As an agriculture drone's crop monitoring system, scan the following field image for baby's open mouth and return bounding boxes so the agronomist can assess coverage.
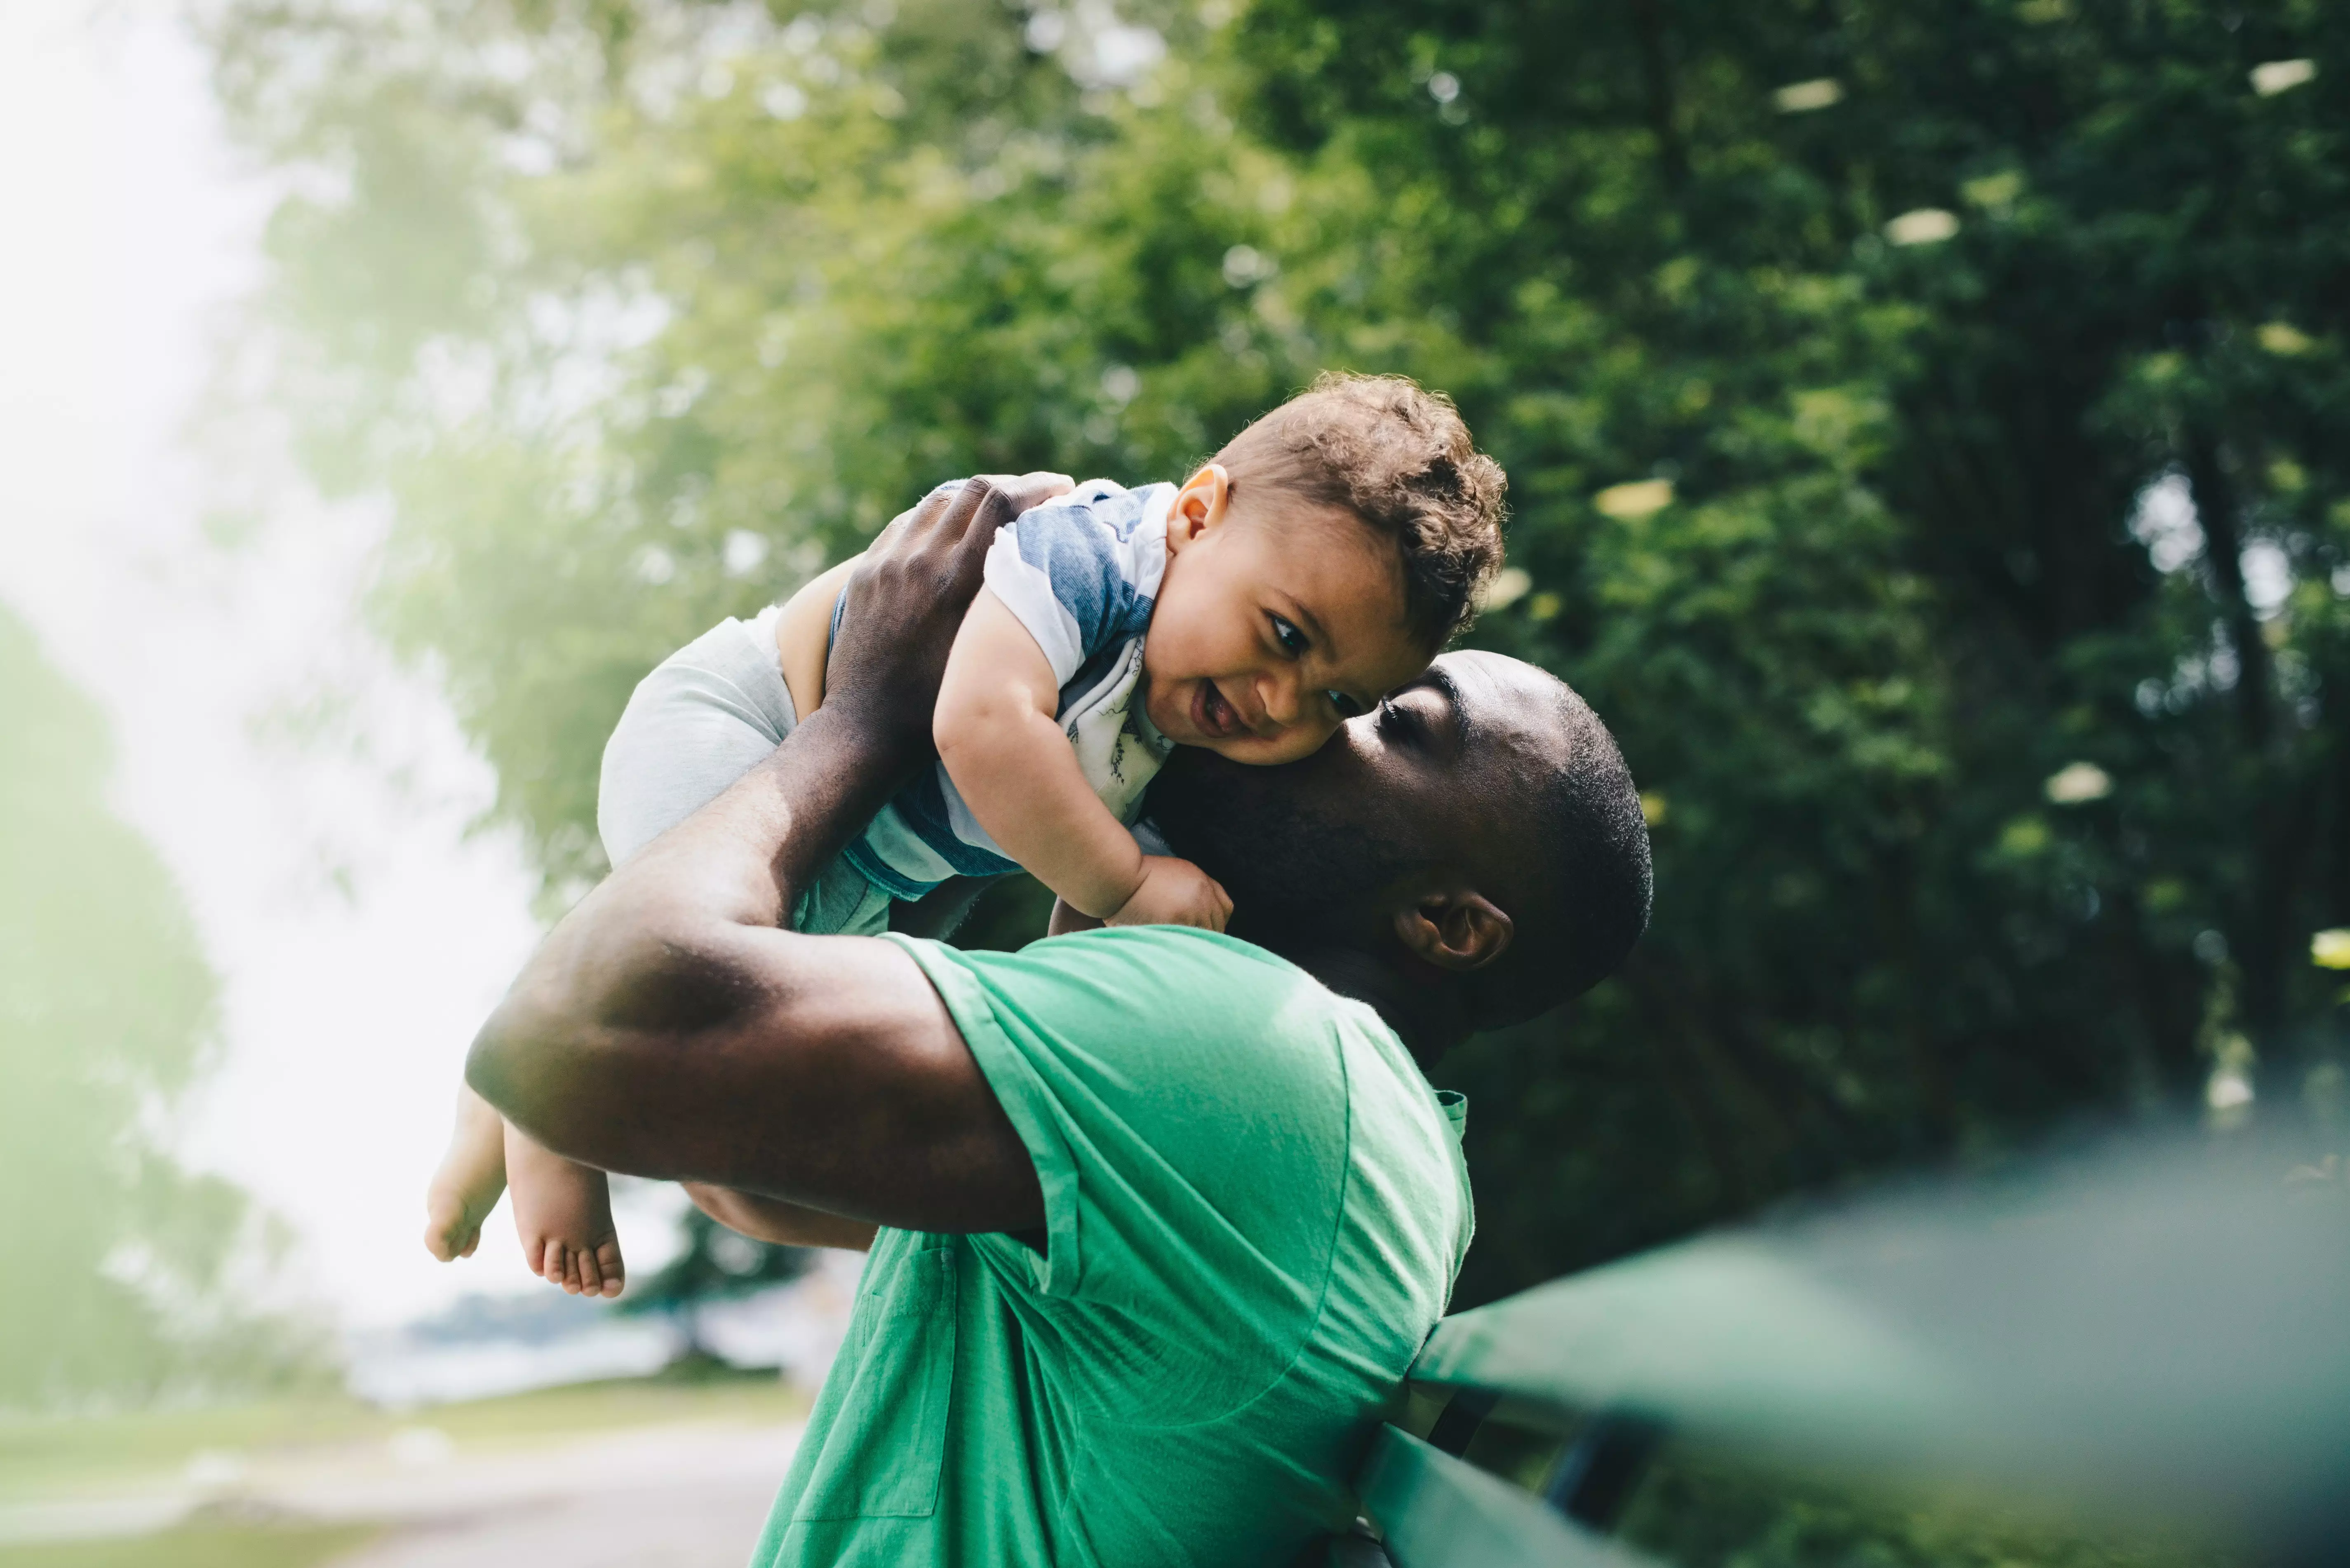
[1191,680,1244,740]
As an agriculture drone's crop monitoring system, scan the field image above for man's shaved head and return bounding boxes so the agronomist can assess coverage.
[1464,677,1652,1026]
[1148,652,1651,1050]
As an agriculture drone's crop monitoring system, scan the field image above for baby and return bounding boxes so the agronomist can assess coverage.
[424,372,1507,1294]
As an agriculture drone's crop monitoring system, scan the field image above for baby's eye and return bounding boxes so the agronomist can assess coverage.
[1269,614,1309,656]
[1327,691,1366,719]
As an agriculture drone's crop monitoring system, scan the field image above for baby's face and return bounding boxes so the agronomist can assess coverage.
[1142,481,1430,767]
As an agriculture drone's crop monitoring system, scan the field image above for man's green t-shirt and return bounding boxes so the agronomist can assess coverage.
[746,926,1473,1567]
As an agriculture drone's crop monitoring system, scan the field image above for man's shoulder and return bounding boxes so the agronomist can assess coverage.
[981,925,1359,1033]
[895,927,1373,1120]
[891,929,1374,1328]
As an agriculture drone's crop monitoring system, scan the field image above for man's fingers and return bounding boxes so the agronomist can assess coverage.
[978,471,1074,518]
[918,472,1072,552]
[872,472,1069,574]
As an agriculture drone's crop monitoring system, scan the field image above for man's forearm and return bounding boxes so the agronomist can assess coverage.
[470,702,897,1079]
[461,476,1054,1235]
[618,703,906,939]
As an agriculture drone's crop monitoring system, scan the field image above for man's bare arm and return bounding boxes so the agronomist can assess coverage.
[466,478,1067,1235]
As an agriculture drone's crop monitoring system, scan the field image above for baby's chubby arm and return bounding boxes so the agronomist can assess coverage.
[936,591,1230,930]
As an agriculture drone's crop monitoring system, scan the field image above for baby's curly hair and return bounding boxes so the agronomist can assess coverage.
[1214,372,1508,648]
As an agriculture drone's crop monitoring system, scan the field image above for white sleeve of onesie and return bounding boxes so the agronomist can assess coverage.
[980,480,1166,690]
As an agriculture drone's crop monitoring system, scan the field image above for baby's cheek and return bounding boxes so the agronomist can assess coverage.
[1253,719,1344,767]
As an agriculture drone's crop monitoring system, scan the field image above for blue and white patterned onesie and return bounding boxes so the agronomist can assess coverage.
[597,480,1177,937]
[840,478,1177,902]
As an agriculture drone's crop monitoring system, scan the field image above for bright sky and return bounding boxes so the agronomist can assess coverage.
[0,1,677,1329]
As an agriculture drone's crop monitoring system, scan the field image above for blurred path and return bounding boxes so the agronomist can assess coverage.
[325,1474,780,1568]
[1,1420,799,1563]
[316,1421,797,1568]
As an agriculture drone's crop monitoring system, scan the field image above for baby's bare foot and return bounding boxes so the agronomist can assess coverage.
[424,1088,507,1263]
[505,1122,625,1299]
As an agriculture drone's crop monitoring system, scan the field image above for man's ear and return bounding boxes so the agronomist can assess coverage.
[1391,890,1513,974]
[1166,463,1231,553]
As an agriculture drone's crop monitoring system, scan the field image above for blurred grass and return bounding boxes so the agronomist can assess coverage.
[0,1367,805,1502]
[0,1521,376,1568]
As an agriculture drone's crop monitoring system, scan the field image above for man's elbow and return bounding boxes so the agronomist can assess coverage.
[465,1001,536,1124]
[464,992,558,1129]
[463,903,683,1134]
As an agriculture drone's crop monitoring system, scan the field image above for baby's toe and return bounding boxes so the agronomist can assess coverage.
[594,1242,625,1299]
[575,1247,603,1297]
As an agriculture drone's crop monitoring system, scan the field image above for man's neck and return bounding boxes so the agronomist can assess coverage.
[1287,946,1469,1071]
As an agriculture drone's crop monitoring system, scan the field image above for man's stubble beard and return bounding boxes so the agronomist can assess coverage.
[1146,750,1416,954]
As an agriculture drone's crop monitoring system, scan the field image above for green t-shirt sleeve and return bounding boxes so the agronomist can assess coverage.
[885,928,1354,1401]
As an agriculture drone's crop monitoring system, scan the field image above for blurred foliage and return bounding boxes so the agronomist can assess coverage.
[0,609,320,1408]
[1618,1441,2238,1568]
[204,0,2350,1328]
[619,1205,811,1356]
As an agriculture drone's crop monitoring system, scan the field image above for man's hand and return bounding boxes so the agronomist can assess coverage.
[824,472,1072,778]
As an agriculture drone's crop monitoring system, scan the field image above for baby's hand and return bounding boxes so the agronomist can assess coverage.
[1107,855,1233,932]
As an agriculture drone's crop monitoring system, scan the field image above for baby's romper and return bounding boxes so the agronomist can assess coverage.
[596,480,1178,934]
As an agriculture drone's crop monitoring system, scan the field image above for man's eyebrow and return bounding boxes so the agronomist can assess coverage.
[1427,664,1472,747]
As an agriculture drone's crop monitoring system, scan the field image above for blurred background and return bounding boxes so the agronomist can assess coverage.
[1,0,2343,1563]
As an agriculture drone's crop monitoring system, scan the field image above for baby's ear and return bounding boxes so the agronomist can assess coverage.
[1167,463,1232,549]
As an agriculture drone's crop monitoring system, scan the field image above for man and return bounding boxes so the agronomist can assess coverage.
[467,476,1652,1565]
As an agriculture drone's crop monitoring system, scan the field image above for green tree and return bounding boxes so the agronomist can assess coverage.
[0,606,305,1406]
[202,0,2350,1322]
[1226,0,2350,1297]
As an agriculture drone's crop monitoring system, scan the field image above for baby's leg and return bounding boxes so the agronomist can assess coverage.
[423,1084,507,1262]
[598,594,888,935]
[598,608,808,868]
[505,1120,624,1298]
